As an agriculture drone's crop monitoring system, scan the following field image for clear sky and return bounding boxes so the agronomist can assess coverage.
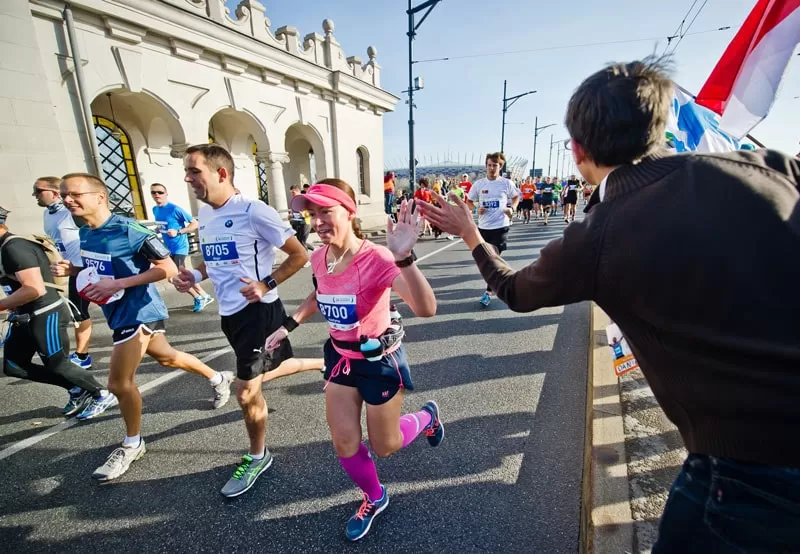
[226,0,800,170]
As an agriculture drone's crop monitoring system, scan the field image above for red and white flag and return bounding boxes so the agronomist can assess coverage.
[695,0,800,139]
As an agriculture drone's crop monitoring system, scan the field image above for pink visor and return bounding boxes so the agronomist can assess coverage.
[290,184,357,214]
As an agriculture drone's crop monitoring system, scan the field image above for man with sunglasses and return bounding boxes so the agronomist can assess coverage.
[0,205,115,420]
[51,174,234,481]
[150,183,213,312]
[33,177,95,372]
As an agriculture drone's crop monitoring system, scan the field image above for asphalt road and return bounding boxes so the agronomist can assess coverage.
[0,211,589,553]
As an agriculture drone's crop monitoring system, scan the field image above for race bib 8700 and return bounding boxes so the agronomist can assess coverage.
[81,250,114,278]
[201,235,240,267]
[316,293,359,331]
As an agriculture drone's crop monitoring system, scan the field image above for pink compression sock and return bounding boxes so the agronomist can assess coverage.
[339,443,383,502]
[399,410,433,448]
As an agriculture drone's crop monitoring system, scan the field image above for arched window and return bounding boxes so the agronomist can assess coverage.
[93,116,144,219]
[308,148,317,185]
[356,148,366,195]
[254,143,270,204]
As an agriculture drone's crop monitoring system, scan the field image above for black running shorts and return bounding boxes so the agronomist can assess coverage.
[323,340,413,405]
[221,301,294,381]
[479,227,509,254]
[112,320,166,345]
[565,191,578,205]
[68,274,91,322]
[520,199,534,210]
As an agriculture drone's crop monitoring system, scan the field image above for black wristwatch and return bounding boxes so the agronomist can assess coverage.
[394,250,417,268]
[262,274,278,290]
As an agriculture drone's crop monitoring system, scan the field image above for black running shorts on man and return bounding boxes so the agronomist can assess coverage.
[221,300,293,380]
[479,227,509,254]
[112,320,166,345]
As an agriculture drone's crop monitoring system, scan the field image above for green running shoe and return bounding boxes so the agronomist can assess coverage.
[220,450,273,497]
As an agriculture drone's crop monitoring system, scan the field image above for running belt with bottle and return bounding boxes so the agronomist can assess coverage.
[197,194,294,316]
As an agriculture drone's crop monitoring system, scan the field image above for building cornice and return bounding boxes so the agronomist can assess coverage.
[30,0,398,112]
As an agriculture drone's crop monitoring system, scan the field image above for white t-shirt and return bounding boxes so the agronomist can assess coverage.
[43,202,82,266]
[467,177,518,230]
[197,194,294,317]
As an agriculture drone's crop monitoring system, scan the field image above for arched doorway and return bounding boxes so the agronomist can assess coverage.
[284,123,327,194]
[93,115,144,219]
[208,109,270,202]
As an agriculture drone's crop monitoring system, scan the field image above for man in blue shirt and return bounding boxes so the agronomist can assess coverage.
[52,173,234,482]
[150,183,212,312]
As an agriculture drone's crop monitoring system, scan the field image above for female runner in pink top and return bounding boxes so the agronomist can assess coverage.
[264,178,441,542]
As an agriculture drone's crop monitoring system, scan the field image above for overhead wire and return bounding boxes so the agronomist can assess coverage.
[665,0,709,55]
[664,0,701,54]
[413,25,733,65]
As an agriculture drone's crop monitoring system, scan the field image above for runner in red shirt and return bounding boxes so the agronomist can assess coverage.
[519,177,536,224]
[457,174,472,195]
[413,178,433,237]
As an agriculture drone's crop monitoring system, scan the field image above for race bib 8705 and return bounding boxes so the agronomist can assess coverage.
[316,293,359,331]
[81,250,114,278]
[201,235,240,267]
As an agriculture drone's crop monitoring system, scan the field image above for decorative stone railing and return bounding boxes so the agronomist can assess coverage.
[162,0,381,88]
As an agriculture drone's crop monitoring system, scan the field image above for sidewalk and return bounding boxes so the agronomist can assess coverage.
[587,306,686,554]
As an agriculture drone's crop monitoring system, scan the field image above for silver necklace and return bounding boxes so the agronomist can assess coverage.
[326,248,348,274]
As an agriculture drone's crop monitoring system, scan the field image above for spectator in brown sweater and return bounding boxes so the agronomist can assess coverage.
[418,56,800,553]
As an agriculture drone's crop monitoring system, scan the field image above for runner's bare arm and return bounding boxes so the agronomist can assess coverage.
[272,236,308,285]
[50,259,79,277]
[0,267,46,311]
[290,290,320,323]
[392,268,436,318]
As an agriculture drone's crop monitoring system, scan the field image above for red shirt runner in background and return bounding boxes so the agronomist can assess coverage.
[520,183,536,200]
[414,188,432,203]
[458,181,472,195]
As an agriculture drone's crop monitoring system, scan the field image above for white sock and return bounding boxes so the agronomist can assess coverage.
[249,448,266,460]
[209,372,223,386]
[123,435,141,448]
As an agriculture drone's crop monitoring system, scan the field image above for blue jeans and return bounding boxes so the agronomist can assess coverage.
[384,191,394,215]
[653,454,800,553]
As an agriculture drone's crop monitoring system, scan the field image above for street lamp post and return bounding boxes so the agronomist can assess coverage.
[532,116,555,177]
[500,80,536,153]
[548,134,554,176]
[407,0,442,194]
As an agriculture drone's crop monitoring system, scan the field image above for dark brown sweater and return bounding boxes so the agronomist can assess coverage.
[473,149,800,466]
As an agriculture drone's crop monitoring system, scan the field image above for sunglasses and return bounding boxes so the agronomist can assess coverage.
[61,191,100,199]
[32,187,50,194]
[151,190,166,196]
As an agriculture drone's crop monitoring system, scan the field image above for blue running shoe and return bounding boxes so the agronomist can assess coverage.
[62,387,92,417]
[76,392,118,421]
[422,400,444,447]
[345,486,389,542]
[193,295,214,312]
[479,292,491,307]
[69,353,92,370]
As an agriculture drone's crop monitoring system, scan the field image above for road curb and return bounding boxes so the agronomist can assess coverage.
[582,304,635,553]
